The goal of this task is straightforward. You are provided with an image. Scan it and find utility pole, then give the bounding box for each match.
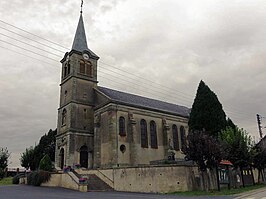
[256,114,263,138]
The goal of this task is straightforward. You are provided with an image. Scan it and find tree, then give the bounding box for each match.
[0,147,10,179]
[226,118,237,130]
[20,147,36,170]
[38,129,57,162]
[219,127,253,169]
[39,154,53,172]
[184,130,222,191]
[20,129,57,170]
[252,144,266,183]
[219,127,254,186]
[189,80,227,136]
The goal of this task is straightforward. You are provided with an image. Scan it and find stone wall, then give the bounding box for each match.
[94,103,189,168]
[41,172,87,192]
[112,166,196,193]
[77,165,198,193]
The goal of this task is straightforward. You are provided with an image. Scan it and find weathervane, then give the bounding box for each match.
[80,0,84,14]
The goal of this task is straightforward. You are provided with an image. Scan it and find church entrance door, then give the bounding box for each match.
[59,148,64,169]
[80,145,88,168]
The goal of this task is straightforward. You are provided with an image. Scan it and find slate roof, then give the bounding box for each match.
[97,86,190,118]
[71,14,98,58]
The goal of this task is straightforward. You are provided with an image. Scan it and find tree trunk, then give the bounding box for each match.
[227,165,231,190]
[240,167,245,188]
[215,164,220,191]
[258,169,261,184]
[201,170,210,191]
[250,167,255,185]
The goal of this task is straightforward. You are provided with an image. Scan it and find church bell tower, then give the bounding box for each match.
[55,7,99,169]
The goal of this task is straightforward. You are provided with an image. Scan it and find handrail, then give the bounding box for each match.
[67,171,80,184]
[96,169,114,185]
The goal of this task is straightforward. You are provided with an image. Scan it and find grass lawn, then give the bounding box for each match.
[0,177,12,185]
[172,184,266,196]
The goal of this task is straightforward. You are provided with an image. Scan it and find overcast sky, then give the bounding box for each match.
[0,0,265,167]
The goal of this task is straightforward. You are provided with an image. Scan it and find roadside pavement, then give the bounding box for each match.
[234,187,266,199]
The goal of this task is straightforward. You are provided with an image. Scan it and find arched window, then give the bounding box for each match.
[63,64,67,77]
[119,116,126,136]
[85,61,92,76]
[180,126,186,151]
[67,62,71,75]
[59,148,64,169]
[62,109,67,125]
[150,121,158,149]
[80,145,88,168]
[140,119,148,148]
[80,60,85,74]
[172,125,179,150]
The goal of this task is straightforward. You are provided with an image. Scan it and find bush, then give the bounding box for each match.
[38,170,51,184]
[0,169,4,179]
[27,171,51,186]
[39,155,52,172]
[12,173,25,184]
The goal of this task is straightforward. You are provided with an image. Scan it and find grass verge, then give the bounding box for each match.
[172,184,266,196]
[0,177,13,186]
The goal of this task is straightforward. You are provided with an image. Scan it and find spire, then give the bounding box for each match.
[71,13,88,52]
[70,2,99,59]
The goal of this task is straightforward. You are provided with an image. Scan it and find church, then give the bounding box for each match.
[55,11,190,170]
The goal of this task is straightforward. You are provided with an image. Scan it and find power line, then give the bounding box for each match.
[0,45,60,70]
[98,74,190,107]
[0,19,196,99]
[99,61,194,99]
[98,69,192,106]
[98,64,193,102]
[0,39,59,62]
[0,26,65,53]
[0,32,61,58]
[0,19,257,122]
[0,19,68,50]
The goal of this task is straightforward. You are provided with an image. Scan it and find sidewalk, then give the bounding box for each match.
[234,187,266,199]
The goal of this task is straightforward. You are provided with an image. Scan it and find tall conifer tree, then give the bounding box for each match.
[189,80,227,136]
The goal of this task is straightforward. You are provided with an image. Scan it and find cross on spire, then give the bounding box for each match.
[80,0,84,14]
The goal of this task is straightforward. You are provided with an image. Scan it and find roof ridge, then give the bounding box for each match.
[97,86,190,117]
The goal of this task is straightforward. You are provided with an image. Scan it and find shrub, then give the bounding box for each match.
[38,170,51,184]
[0,169,4,179]
[12,173,25,184]
[27,171,51,186]
[39,155,52,172]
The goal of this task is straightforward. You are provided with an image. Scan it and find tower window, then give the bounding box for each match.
[67,62,71,74]
[85,61,92,76]
[84,109,87,119]
[150,121,158,149]
[80,60,85,74]
[172,125,179,151]
[119,116,126,136]
[63,64,68,77]
[80,60,92,76]
[180,126,186,151]
[140,119,148,148]
[62,109,67,126]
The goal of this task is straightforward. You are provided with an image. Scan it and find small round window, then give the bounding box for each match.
[120,144,126,153]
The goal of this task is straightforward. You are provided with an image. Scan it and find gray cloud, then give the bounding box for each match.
[0,0,265,166]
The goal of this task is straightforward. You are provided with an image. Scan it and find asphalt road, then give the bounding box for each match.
[0,185,233,199]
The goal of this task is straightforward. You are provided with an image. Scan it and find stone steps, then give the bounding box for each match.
[87,174,114,191]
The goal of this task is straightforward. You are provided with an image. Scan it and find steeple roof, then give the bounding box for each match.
[71,13,99,58]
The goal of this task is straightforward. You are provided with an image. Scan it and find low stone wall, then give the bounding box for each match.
[41,172,87,192]
[112,166,197,193]
[77,165,198,193]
